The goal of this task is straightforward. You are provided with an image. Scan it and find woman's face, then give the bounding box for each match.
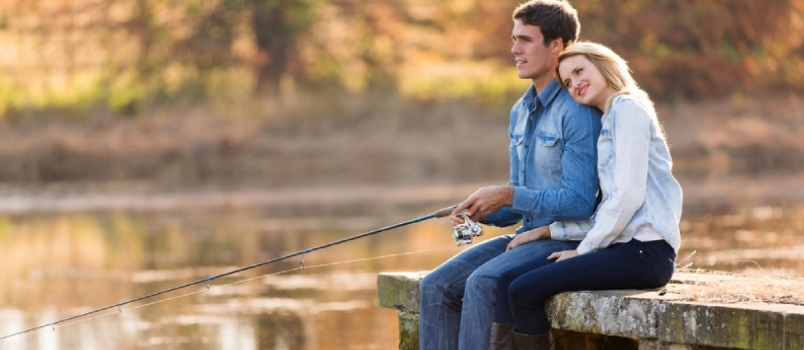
[558,55,613,111]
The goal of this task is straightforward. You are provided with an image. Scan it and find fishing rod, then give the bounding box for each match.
[0,204,468,342]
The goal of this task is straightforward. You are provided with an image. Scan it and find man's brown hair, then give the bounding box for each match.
[513,0,580,47]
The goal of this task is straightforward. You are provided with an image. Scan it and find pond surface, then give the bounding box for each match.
[0,181,802,349]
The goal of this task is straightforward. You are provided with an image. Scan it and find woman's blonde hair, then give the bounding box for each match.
[555,41,651,113]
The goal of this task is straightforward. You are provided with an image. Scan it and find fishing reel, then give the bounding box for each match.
[452,212,484,246]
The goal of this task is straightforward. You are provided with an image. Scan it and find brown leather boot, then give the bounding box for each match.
[512,330,554,350]
[489,323,516,350]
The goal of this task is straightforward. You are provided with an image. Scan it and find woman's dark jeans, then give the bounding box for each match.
[494,239,676,335]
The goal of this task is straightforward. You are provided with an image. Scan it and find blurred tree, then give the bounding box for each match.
[0,0,802,117]
[251,0,316,94]
[576,0,804,99]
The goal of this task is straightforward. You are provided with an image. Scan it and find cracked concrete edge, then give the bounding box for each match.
[377,272,427,312]
[377,271,804,350]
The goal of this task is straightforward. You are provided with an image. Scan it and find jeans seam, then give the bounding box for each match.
[540,256,642,292]
[622,267,662,289]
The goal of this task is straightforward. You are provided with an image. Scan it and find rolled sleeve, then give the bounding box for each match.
[549,219,594,241]
[483,206,522,228]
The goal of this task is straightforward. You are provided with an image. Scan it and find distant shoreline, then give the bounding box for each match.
[0,173,803,216]
[0,94,802,206]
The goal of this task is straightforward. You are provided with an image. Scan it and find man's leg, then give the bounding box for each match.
[457,239,579,350]
[419,235,512,350]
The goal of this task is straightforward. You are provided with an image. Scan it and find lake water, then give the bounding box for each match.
[0,179,802,349]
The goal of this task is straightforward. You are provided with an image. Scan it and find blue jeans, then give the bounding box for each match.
[495,239,676,334]
[419,236,579,350]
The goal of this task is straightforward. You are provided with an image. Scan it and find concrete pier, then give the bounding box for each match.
[377,271,804,350]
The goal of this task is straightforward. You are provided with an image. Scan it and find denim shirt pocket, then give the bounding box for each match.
[535,131,562,172]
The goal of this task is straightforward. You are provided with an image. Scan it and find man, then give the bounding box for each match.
[418,1,602,349]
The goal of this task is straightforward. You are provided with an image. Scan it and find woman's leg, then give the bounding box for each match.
[488,240,578,350]
[493,248,565,325]
[508,239,676,335]
[460,239,578,350]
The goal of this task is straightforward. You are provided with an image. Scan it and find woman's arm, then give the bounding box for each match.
[576,98,652,255]
[549,219,594,241]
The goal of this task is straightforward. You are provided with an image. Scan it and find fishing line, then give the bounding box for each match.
[0,205,456,341]
[34,245,457,335]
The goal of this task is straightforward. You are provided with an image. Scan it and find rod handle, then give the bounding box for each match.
[434,205,458,218]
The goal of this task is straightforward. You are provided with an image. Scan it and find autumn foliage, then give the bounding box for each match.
[0,0,802,117]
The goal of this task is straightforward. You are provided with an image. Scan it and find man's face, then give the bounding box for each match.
[510,20,559,82]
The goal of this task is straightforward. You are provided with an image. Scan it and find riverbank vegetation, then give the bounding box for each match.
[0,0,802,187]
[1,92,802,189]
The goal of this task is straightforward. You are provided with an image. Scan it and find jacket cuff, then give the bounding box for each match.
[549,220,592,241]
[511,186,533,214]
[576,240,597,255]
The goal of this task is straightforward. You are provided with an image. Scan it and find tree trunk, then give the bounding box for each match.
[252,0,292,95]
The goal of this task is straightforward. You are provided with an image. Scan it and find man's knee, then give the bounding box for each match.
[465,269,495,296]
[421,272,439,293]
[421,268,458,298]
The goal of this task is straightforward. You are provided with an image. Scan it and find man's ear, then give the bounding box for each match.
[551,39,564,53]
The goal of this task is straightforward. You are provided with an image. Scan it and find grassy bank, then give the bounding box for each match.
[0,92,802,190]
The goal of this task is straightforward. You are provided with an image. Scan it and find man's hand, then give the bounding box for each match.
[547,250,579,262]
[506,226,551,251]
[451,185,514,224]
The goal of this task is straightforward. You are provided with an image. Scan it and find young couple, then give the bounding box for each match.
[419,1,683,350]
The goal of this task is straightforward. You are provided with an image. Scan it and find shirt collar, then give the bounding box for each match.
[524,79,562,111]
[536,80,562,106]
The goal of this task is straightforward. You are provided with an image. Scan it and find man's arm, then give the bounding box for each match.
[478,125,525,227]
[482,206,521,227]
[452,185,519,227]
[453,111,523,227]
[454,104,601,226]
[509,104,601,223]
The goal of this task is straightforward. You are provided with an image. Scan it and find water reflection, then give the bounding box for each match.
[679,204,804,276]
[0,201,802,349]
[0,208,459,350]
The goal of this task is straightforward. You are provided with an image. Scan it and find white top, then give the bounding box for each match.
[633,224,664,242]
[549,95,683,254]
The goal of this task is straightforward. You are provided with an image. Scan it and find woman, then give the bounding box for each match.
[489,42,683,350]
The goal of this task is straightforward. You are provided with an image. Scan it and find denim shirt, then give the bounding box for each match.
[550,95,683,254]
[483,80,602,233]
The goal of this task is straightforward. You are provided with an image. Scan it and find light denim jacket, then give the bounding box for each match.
[483,81,602,233]
[550,95,683,254]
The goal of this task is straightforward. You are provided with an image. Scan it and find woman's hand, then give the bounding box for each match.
[506,226,551,251]
[547,250,579,262]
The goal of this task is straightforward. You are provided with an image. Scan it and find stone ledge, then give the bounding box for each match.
[377,271,804,350]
